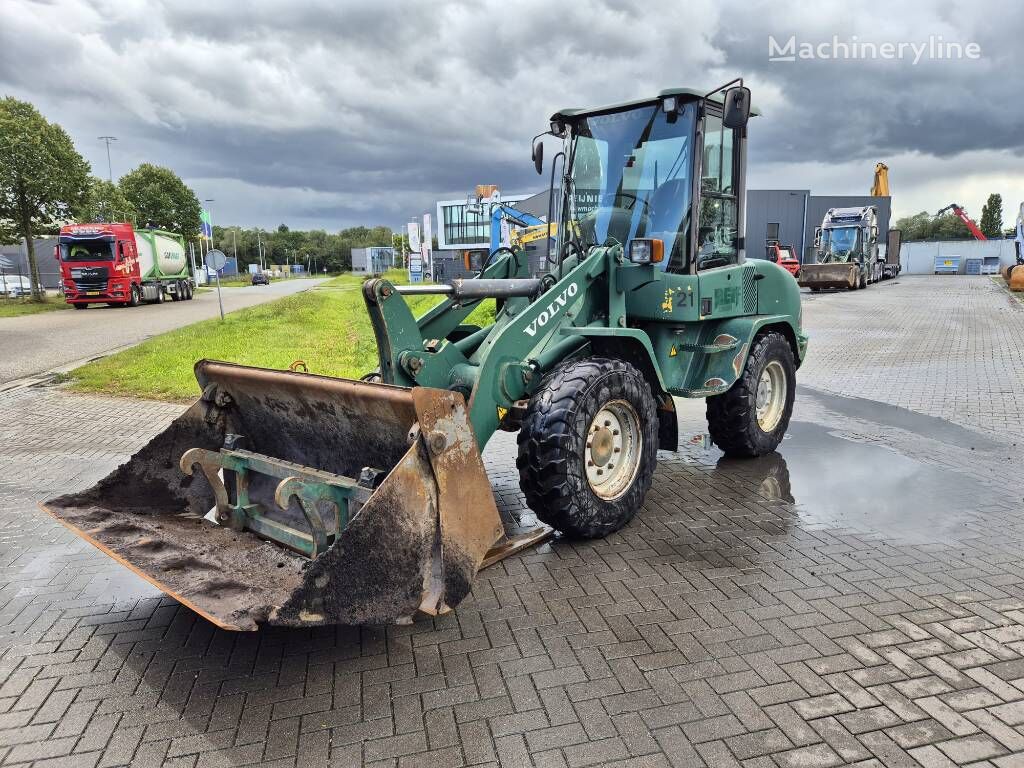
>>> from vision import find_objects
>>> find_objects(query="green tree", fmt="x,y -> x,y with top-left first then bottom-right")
76,176 -> 137,223
893,210 -> 970,241
0,97 -> 90,300
119,163 -> 201,239
979,193 -> 1003,239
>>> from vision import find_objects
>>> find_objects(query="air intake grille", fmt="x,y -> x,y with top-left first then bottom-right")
70,266 -> 109,292
742,265 -> 757,314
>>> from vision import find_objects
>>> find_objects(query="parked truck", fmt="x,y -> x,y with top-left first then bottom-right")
57,222 -> 194,309
798,206 -> 897,291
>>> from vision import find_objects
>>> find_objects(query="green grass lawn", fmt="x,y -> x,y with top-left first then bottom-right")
0,298 -> 72,318
69,272 -> 495,401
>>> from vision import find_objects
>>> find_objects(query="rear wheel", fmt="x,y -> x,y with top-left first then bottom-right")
706,332 -> 796,458
154,286 -> 164,303
516,357 -> 658,538
859,272 -> 867,289
186,282 -> 194,300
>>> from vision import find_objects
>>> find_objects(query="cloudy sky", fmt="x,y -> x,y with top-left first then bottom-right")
2,0 -> 1023,231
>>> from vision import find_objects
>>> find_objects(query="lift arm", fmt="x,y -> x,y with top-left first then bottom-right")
936,203 -> 987,241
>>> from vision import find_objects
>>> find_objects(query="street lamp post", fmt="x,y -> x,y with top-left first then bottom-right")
98,136 -> 117,183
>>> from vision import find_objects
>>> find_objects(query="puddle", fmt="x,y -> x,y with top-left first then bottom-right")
700,422 -> 987,542
800,387 -> 1000,451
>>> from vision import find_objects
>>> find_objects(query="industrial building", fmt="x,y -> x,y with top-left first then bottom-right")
0,237 -> 61,290
351,246 -> 395,275
435,193 -> 532,252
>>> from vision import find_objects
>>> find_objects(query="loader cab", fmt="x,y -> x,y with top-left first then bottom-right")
550,86 -> 750,276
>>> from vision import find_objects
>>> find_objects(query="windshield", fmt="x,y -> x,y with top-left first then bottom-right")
563,103 -> 697,270
60,238 -> 114,262
820,227 -> 860,262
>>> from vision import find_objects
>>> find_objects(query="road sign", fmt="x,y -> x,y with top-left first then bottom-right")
408,255 -> 423,283
205,249 -> 227,320
205,249 -> 227,271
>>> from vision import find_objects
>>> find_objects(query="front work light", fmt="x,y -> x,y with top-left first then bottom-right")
628,238 -> 664,264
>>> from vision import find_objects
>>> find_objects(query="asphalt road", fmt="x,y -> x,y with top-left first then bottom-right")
0,278 -> 328,384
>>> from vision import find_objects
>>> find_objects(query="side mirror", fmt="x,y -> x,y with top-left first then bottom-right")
722,86 -> 752,129
813,227 -> 822,249
53,246 -> 60,260
532,141 -> 544,175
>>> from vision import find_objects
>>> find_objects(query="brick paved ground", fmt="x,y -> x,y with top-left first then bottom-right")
1,275 -> 1023,767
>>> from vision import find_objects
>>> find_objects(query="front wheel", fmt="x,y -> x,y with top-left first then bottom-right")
516,357 -> 658,538
706,332 -> 796,458
128,285 -> 140,307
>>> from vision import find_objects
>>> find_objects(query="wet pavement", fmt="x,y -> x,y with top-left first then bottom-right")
0,274 -> 1023,766
690,419 -> 983,543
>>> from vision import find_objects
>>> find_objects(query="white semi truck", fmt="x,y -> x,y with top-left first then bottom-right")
798,206 -> 899,291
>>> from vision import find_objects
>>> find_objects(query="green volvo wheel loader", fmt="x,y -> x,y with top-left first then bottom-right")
45,80 -> 807,630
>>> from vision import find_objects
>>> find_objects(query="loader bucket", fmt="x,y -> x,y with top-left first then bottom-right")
43,361 -> 544,630
797,263 -> 859,290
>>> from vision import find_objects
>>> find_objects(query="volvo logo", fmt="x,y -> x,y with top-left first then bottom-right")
524,283 -> 579,337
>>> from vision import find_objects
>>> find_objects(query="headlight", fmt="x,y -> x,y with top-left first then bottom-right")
628,238 -> 664,264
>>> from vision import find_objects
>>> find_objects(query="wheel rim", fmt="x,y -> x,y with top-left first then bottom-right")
755,360 -> 787,432
585,399 -> 642,500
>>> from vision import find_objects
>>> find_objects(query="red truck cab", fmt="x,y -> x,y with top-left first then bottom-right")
58,223 -> 139,307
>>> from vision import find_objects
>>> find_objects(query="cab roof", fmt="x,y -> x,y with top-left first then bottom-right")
551,86 -> 760,122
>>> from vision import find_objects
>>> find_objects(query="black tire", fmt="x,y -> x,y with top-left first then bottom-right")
170,282 -> 181,301
73,303 -> 87,310
128,285 -> 140,307
859,272 -> 867,289
154,287 -> 164,304
706,332 -> 796,458
516,357 -> 658,538
186,282 -> 194,300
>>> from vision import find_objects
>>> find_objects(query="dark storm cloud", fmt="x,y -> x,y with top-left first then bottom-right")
713,1 -> 1024,161
1,0 -> 1021,228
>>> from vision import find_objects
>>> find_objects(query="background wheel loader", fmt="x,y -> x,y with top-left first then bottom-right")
45,81 -> 807,630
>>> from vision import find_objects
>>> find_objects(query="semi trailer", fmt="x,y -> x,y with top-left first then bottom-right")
57,222 -> 194,308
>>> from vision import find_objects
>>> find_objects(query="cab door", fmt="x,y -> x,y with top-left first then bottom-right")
695,108 -> 747,320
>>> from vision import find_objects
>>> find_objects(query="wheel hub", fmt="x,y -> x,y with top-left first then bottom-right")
585,400 -> 642,500
590,428 -> 614,467
755,360 -> 787,432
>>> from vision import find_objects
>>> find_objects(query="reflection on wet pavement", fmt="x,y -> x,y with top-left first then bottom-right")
687,421 -> 985,543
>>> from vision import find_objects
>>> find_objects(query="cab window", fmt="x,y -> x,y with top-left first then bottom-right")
697,113 -> 738,270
